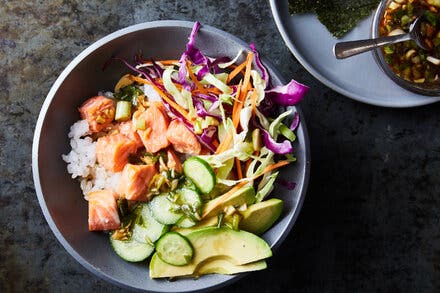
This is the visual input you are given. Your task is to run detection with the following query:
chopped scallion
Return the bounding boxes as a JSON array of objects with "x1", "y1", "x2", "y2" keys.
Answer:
[
  {"x1": 115, "y1": 101, "x2": 132, "y2": 122},
  {"x1": 279, "y1": 124, "x2": 296, "y2": 141}
]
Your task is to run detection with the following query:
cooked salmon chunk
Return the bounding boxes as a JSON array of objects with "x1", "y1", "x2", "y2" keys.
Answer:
[
  {"x1": 96, "y1": 134, "x2": 138, "y2": 172},
  {"x1": 166, "y1": 120, "x2": 201, "y2": 155},
  {"x1": 166, "y1": 148, "x2": 183, "y2": 173},
  {"x1": 133, "y1": 102, "x2": 170, "y2": 153},
  {"x1": 117, "y1": 121, "x2": 143, "y2": 148},
  {"x1": 88, "y1": 189, "x2": 120, "y2": 231},
  {"x1": 117, "y1": 164, "x2": 157, "y2": 201},
  {"x1": 79, "y1": 95, "x2": 115, "y2": 133}
]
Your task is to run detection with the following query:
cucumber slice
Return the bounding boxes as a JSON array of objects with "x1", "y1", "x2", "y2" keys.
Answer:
[
  {"x1": 176, "y1": 216, "x2": 197, "y2": 228},
  {"x1": 180, "y1": 178, "x2": 198, "y2": 192},
  {"x1": 149, "y1": 194, "x2": 183, "y2": 225},
  {"x1": 110, "y1": 236, "x2": 154, "y2": 262},
  {"x1": 183, "y1": 157, "x2": 216, "y2": 194},
  {"x1": 156, "y1": 232, "x2": 194, "y2": 266},
  {"x1": 177, "y1": 188, "x2": 202, "y2": 215},
  {"x1": 132, "y1": 204, "x2": 169, "y2": 244}
]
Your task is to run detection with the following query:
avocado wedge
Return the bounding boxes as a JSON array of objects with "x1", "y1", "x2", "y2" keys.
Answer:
[
  {"x1": 239, "y1": 198, "x2": 283, "y2": 235},
  {"x1": 173, "y1": 216, "x2": 218, "y2": 236},
  {"x1": 195, "y1": 257, "x2": 267, "y2": 276},
  {"x1": 149, "y1": 227, "x2": 271, "y2": 278},
  {"x1": 202, "y1": 185, "x2": 255, "y2": 219}
]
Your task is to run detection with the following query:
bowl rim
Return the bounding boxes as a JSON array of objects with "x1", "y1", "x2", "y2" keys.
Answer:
[
  {"x1": 32, "y1": 20, "x2": 311, "y2": 292},
  {"x1": 371, "y1": 0, "x2": 440, "y2": 96}
]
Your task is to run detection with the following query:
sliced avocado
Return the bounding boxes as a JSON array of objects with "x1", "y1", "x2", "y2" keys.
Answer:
[
  {"x1": 215, "y1": 158, "x2": 234, "y2": 180},
  {"x1": 149, "y1": 227, "x2": 272, "y2": 278},
  {"x1": 173, "y1": 216, "x2": 218, "y2": 236},
  {"x1": 203, "y1": 183, "x2": 231, "y2": 201},
  {"x1": 202, "y1": 185, "x2": 256, "y2": 218},
  {"x1": 195, "y1": 257, "x2": 267, "y2": 276},
  {"x1": 239, "y1": 198, "x2": 283, "y2": 235}
]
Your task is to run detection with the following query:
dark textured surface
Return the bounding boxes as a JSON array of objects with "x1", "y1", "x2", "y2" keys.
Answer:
[{"x1": 1, "y1": 0, "x2": 439, "y2": 292}]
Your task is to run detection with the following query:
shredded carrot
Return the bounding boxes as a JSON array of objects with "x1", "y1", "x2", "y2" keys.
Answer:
[
  {"x1": 151, "y1": 84, "x2": 194, "y2": 123},
  {"x1": 201, "y1": 180, "x2": 248, "y2": 218},
  {"x1": 193, "y1": 87, "x2": 222, "y2": 96},
  {"x1": 215, "y1": 131, "x2": 233, "y2": 154},
  {"x1": 149, "y1": 77, "x2": 184, "y2": 91},
  {"x1": 142, "y1": 59, "x2": 180, "y2": 66},
  {"x1": 129, "y1": 75, "x2": 193, "y2": 124},
  {"x1": 235, "y1": 158, "x2": 243, "y2": 179},
  {"x1": 227, "y1": 59, "x2": 247, "y2": 84},
  {"x1": 129, "y1": 75, "x2": 152, "y2": 85},
  {"x1": 245, "y1": 158, "x2": 252, "y2": 174},
  {"x1": 250, "y1": 89, "x2": 258, "y2": 114},
  {"x1": 206, "y1": 87, "x2": 222, "y2": 95},
  {"x1": 231, "y1": 53, "x2": 253, "y2": 129},
  {"x1": 240, "y1": 52, "x2": 254, "y2": 103},
  {"x1": 231, "y1": 81, "x2": 243, "y2": 128},
  {"x1": 186, "y1": 61, "x2": 207, "y2": 94},
  {"x1": 252, "y1": 160, "x2": 290, "y2": 180}
]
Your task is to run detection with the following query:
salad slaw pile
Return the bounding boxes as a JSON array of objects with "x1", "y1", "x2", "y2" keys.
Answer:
[{"x1": 114, "y1": 21, "x2": 308, "y2": 190}]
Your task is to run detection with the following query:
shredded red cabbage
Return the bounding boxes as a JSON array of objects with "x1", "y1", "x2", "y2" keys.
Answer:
[
  {"x1": 208, "y1": 100, "x2": 220, "y2": 112},
  {"x1": 265, "y1": 79, "x2": 309, "y2": 106},
  {"x1": 257, "y1": 94, "x2": 275, "y2": 116},
  {"x1": 150, "y1": 60, "x2": 164, "y2": 78},
  {"x1": 278, "y1": 178, "x2": 296, "y2": 190},
  {"x1": 110, "y1": 57, "x2": 157, "y2": 82},
  {"x1": 178, "y1": 21, "x2": 211, "y2": 87},
  {"x1": 178, "y1": 22, "x2": 231, "y2": 82},
  {"x1": 199, "y1": 125, "x2": 217, "y2": 152},
  {"x1": 193, "y1": 98, "x2": 222, "y2": 120},
  {"x1": 210, "y1": 56, "x2": 232, "y2": 74},
  {"x1": 184, "y1": 22, "x2": 208, "y2": 66},
  {"x1": 223, "y1": 103, "x2": 233, "y2": 115},
  {"x1": 290, "y1": 112, "x2": 300, "y2": 131},
  {"x1": 177, "y1": 23, "x2": 200, "y2": 91},
  {"x1": 250, "y1": 43, "x2": 270, "y2": 89},
  {"x1": 196, "y1": 66, "x2": 210, "y2": 80},
  {"x1": 196, "y1": 93, "x2": 218, "y2": 102},
  {"x1": 130, "y1": 54, "x2": 161, "y2": 78},
  {"x1": 262, "y1": 129, "x2": 293, "y2": 155}
]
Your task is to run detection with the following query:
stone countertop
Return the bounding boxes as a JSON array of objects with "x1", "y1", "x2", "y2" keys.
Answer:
[{"x1": 1, "y1": 0, "x2": 440, "y2": 292}]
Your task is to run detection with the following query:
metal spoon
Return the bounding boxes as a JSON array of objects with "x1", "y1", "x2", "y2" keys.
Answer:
[{"x1": 333, "y1": 16, "x2": 427, "y2": 59}]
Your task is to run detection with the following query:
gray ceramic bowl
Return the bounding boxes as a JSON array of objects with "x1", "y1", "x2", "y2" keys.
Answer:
[
  {"x1": 32, "y1": 20, "x2": 310, "y2": 292},
  {"x1": 372, "y1": 0, "x2": 440, "y2": 96}
]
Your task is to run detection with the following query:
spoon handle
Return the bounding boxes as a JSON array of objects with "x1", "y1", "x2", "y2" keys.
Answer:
[{"x1": 333, "y1": 34, "x2": 412, "y2": 59}]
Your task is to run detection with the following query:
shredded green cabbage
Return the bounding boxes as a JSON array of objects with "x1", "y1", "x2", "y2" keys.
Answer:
[
  {"x1": 256, "y1": 171, "x2": 279, "y2": 202},
  {"x1": 163, "y1": 67, "x2": 189, "y2": 109},
  {"x1": 218, "y1": 50, "x2": 244, "y2": 69},
  {"x1": 202, "y1": 73, "x2": 233, "y2": 94},
  {"x1": 269, "y1": 109, "x2": 293, "y2": 140}
]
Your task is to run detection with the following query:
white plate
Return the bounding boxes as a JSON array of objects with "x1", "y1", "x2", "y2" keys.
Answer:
[{"x1": 269, "y1": 0, "x2": 440, "y2": 107}]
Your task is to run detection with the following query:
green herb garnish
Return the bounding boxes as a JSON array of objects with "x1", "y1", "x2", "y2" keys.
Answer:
[
  {"x1": 114, "y1": 85, "x2": 144, "y2": 106},
  {"x1": 424, "y1": 10, "x2": 439, "y2": 26}
]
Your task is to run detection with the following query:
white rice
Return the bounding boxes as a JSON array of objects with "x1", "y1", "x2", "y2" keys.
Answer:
[
  {"x1": 97, "y1": 91, "x2": 114, "y2": 98},
  {"x1": 80, "y1": 165, "x2": 121, "y2": 200},
  {"x1": 62, "y1": 119, "x2": 120, "y2": 199},
  {"x1": 142, "y1": 84, "x2": 162, "y2": 102},
  {"x1": 62, "y1": 120, "x2": 96, "y2": 178}
]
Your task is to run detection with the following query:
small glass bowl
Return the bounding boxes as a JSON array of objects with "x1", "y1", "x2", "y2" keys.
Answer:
[{"x1": 371, "y1": 0, "x2": 440, "y2": 96}]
